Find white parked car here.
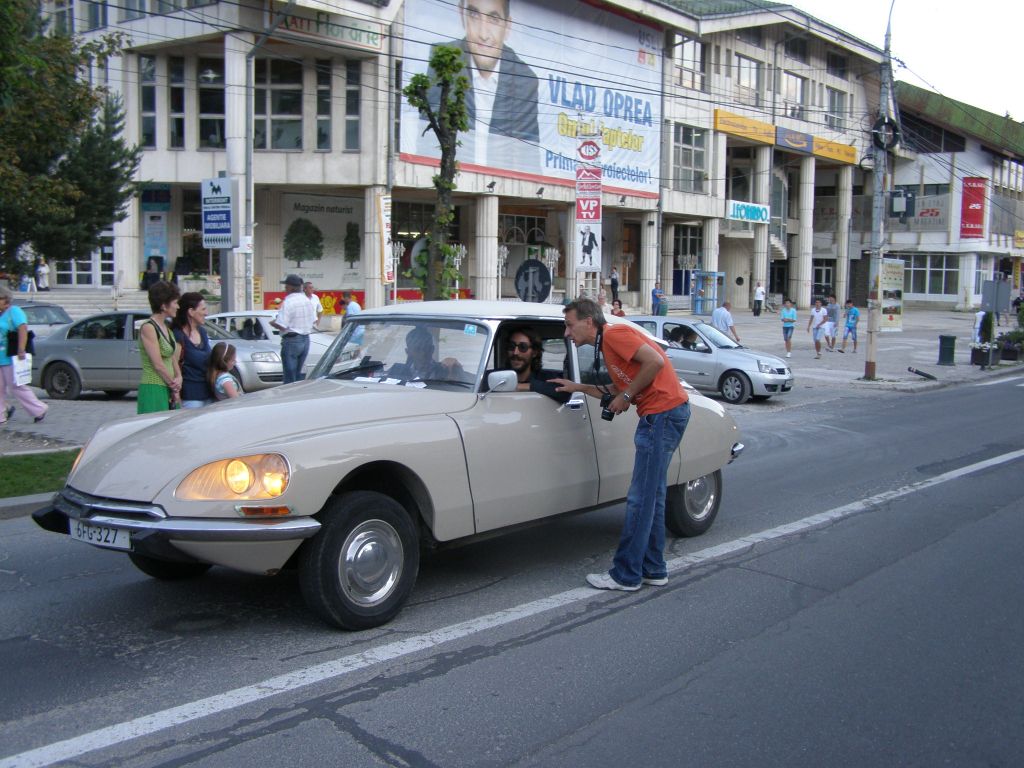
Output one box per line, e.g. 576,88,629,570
34,301,743,630
629,315,793,404
207,310,336,376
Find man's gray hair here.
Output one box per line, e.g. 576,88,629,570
0,286,13,302
564,297,606,328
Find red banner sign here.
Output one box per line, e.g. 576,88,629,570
960,177,986,239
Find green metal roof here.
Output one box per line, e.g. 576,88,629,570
896,81,1024,158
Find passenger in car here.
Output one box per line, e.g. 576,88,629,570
499,327,569,404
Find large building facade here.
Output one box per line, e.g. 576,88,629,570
44,0,1021,312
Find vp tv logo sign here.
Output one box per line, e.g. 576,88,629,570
576,197,601,220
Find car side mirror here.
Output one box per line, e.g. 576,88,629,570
486,370,518,393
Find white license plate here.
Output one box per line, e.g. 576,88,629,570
69,519,131,550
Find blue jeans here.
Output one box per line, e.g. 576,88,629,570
609,401,691,586
281,334,309,384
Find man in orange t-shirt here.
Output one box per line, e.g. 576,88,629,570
554,298,691,592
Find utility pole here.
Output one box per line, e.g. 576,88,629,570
865,5,899,380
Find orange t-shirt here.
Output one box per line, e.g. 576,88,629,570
601,324,688,416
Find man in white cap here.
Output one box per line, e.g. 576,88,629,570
271,274,317,383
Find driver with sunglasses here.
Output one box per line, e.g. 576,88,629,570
501,327,569,404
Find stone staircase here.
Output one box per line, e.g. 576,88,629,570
26,287,151,321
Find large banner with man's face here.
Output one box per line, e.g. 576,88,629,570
400,0,661,197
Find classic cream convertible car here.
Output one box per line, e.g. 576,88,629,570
34,301,743,630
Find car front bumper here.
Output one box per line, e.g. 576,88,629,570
750,372,794,396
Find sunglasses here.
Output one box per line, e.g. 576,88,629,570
506,341,532,353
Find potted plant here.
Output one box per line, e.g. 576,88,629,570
997,329,1024,361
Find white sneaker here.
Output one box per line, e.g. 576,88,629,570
786,352,791,358
586,573,641,591
642,575,669,586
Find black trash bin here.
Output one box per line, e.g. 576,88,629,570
937,334,956,366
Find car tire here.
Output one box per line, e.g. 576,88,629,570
104,390,129,399
128,552,212,580
665,469,721,537
44,362,82,400
719,371,751,404
299,491,419,631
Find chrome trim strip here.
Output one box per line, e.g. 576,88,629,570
729,442,745,464
65,511,321,542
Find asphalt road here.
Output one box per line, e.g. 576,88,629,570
2,375,1023,767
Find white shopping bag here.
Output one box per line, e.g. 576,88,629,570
12,353,32,387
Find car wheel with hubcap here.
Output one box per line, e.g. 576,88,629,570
128,552,212,580
719,371,751,404
44,362,82,400
665,469,721,537
299,491,419,631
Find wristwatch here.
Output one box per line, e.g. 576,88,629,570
621,391,632,402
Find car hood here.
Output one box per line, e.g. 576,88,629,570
69,379,479,500
716,346,788,369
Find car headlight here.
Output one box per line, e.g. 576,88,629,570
175,454,290,500
250,351,281,362
757,360,774,374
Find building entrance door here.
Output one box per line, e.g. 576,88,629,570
55,235,115,287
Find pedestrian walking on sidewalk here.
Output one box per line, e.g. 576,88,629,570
824,295,840,351
0,286,49,425
711,301,740,343
807,299,827,359
838,299,860,353
753,282,765,317
780,299,797,358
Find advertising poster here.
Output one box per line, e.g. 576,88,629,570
378,194,394,284
280,193,364,288
959,177,986,239
880,257,904,332
400,0,661,197
575,165,602,272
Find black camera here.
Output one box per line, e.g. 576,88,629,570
600,392,615,421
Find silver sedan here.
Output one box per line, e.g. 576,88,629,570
629,315,793,404
31,311,283,399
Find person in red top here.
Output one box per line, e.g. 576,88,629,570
554,298,691,591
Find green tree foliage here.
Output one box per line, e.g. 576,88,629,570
344,221,361,268
403,45,468,300
32,95,141,262
0,0,129,273
283,218,324,268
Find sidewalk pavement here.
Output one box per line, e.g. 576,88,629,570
673,306,1023,392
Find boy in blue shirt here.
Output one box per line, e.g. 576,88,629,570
780,299,797,358
839,299,860,353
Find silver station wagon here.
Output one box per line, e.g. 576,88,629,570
34,301,743,630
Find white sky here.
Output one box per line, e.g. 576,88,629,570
792,0,1024,121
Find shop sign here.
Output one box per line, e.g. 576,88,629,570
725,200,770,223
713,109,774,144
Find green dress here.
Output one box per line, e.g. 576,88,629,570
137,319,177,414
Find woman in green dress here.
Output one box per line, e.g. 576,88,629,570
137,280,182,414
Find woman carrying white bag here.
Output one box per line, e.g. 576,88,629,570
0,286,48,425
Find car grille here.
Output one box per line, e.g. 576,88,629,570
56,486,166,521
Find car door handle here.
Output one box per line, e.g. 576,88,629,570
567,395,586,411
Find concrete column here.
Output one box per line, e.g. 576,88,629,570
957,253,977,310
641,210,658,312
363,185,386,309
224,33,252,312
794,154,816,309
565,203,578,296
703,218,720,273
661,222,674,291
753,145,771,302
474,194,499,301
117,53,141,289
835,164,853,304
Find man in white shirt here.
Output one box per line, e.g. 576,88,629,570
340,291,364,345
711,301,739,343
753,281,766,317
303,281,323,328
806,299,829,359
271,274,317,383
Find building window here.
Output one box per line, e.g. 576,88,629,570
734,55,761,106
737,28,763,47
316,59,332,151
671,124,706,193
393,60,403,151
85,0,107,30
974,256,993,293
900,113,966,153
673,224,702,270
826,52,848,79
198,57,225,149
121,0,146,22
902,253,959,295
784,37,807,63
826,87,847,130
254,58,303,150
168,56,185,149
51,0,73,33
345,60,361,151
781,72,805,119
153,0,182,12
674,39,706,91
139,54,156,149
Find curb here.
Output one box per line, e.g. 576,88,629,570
0,491,55,510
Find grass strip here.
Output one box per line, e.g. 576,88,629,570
0,450,78,498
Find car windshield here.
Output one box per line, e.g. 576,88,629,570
21,305,72,324
203,321,242,341
695,321,740,349
311,317,489,391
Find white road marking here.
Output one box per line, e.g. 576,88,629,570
973,375,1024,386
5,447,1024,768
